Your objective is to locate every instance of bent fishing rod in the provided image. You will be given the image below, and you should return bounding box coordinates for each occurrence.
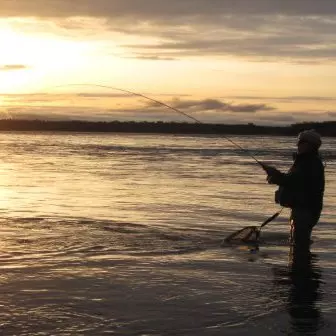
[48,83,283,231]
[48,83,267,169]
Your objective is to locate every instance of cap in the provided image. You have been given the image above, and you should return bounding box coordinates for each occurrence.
[297,129,322,148]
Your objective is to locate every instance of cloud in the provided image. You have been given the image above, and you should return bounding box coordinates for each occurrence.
[2,1,336,62]
[3,104,335,126]
[149,98,275,113]
[4,106,111,121]
[0,64,30,71]
[3,105,185,122]
[0,93,106,103]
[0,92,189,105]
[1,93,276,122]
[76,91,191,98]
[1,1,336,18]
[76,92,130,98]
[1,92,334,125]
[121,29,336,62]
[225,95,336,102]
[124,55,177,61]
[3,93,333,118]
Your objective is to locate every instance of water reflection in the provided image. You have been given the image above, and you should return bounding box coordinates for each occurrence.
[273,246,323,334]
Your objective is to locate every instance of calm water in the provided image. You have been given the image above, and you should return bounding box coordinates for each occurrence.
[0,132,335,335]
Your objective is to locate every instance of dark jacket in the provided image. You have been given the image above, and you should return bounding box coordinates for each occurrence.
[269,151,325,215]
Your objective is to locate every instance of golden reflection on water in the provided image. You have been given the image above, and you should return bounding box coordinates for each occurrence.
[0,133,334,334]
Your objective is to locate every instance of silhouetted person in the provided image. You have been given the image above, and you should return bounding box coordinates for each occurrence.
[262,130,325,248]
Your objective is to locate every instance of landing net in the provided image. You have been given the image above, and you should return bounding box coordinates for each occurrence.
[224,226,260,243]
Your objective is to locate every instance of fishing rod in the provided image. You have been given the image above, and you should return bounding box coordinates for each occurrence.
[48,83,282,239]
[48,83,266,169]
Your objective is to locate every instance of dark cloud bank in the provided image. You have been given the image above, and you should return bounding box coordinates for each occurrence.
[1,1,336,62]
[2,1,336,18]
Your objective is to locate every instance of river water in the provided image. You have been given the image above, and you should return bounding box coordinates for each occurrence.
[0,132,335,335]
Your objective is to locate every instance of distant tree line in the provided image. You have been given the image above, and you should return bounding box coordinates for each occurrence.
[0,119,336,136]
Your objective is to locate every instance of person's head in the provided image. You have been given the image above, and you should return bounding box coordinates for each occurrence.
[297,129,322,154]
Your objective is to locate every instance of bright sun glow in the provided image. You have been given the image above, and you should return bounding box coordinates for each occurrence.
[0,26,91,93]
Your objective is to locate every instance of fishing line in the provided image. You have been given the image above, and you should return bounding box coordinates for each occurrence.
[46,83,265,168]
[46,83,283,237]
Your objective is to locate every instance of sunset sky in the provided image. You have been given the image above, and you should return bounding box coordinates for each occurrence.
[0,0,336,125]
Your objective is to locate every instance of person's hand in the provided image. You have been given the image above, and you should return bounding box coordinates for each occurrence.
[260,162,279,176]
[267,175,276,184]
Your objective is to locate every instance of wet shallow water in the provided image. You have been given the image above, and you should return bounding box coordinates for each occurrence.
[0,132,335,335]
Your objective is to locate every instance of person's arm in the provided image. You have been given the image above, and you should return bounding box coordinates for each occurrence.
[268,168,304,186]
[268,162,311,187]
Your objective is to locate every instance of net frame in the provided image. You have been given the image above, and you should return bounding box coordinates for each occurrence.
[223,210,282,245]
[224,226,260,243]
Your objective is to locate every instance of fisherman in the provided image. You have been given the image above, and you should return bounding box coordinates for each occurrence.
[262,130,325,248]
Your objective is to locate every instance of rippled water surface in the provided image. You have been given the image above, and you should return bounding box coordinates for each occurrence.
[0,132,335,335]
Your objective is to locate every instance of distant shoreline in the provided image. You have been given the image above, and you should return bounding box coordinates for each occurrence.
[0,119,336,136]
